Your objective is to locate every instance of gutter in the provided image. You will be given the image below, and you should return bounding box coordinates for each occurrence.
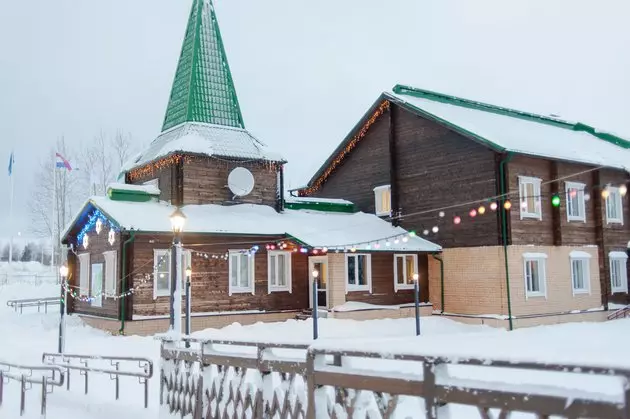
[499,153,514,331]
[119,230,136,335]
[431,254,445,313]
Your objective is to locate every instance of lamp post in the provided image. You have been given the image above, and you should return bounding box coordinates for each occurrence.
[413,272,421,336]
[169,208,186,336]
[185,266,192,348]
[58,264,69,353]
[312,269,319,340]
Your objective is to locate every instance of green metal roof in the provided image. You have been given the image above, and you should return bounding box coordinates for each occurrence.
[162,0,245,132]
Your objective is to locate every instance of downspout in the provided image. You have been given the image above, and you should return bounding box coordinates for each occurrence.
[499,153,514,331]
[119,230,136,335]
[431,254,444,313]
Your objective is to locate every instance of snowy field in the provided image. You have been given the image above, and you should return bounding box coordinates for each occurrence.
[1,277,629,418]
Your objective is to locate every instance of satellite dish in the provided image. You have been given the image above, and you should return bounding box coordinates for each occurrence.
[228,167,255,197]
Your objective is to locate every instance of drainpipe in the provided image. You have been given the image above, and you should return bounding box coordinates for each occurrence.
[499,153,514,331]
[431,254,445,313]
[119,230,136,335]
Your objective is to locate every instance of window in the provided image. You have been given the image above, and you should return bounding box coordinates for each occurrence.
[374,185,391,216]
[569,251,591,294]
[610,251,628,293]
[394,254,418,291]
[78,253,90,296]
[519,176,542,219]
[345,254,372,292]
[91,263,103,307]
[229,250,255,295]
[103,251,117,296]
[605,187,624,224]
[153,249,191,299]
[565,182,586,222]
[268,251,291,293]
[523,253,547,298]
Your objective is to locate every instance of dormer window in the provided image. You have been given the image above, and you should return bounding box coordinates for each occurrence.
[374,185,391,216]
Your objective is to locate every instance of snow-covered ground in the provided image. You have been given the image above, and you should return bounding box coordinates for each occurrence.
[1,279,629,418]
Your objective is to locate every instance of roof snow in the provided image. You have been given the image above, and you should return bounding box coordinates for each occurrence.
[107,183,160,196]
[64,197,440,252]
[389,87,630,171]
[122,122,285,173]
[285,196,354,205]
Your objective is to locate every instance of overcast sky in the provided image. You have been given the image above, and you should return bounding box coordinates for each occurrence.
[1,0,629,238]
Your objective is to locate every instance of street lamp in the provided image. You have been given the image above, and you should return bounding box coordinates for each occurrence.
[185,266,192,348]
[58,264,69,353]
[169,208,187,336]
[312,269,319,340]
[413,272,421,336]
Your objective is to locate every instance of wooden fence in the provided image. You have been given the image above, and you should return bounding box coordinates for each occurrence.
[160,338,630,419]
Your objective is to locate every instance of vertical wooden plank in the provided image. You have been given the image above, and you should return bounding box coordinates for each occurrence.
[593,169,608,309]
[388,104,399,227]
[550,161,562,246]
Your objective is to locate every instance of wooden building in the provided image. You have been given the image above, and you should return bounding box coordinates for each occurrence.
[296,85,630,328]
[60,0,439,336]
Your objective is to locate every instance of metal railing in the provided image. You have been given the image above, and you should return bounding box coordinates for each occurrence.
[160,337,630,419]
[608,305,630,320]
[0,360,65,418]
[0,272,58,286]
[6,297,60,314]
[42,352,153,408]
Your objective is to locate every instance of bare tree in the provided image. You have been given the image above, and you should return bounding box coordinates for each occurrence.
[113,130,133,169]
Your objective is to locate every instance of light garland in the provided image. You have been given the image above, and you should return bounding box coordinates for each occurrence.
[77,209,118,247]
[300,100,390,196]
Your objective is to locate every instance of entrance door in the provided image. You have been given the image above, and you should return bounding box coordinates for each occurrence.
[308,256,328,309]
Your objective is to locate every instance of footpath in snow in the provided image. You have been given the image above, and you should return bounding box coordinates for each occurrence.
[1,277,629,418]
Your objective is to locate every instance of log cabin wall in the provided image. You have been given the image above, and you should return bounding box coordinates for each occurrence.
[598,169,630,305]
[182,157,278,206]
[392,106,499,248]
[69,229,122,319]
[130,233,309,317]
[344,253,429,305]
[311,109,391,213]
[127,162,177,204]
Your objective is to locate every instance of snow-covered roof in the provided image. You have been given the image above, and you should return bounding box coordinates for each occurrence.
[107,183,160,196]
[63,197,440,252]
[121,122,285,173]
[285,196,354,205]
[389,86,630,171]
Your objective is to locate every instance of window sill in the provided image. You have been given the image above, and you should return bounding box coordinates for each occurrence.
[268,287,291,293]
[520,213,542,220]
[567,216,586,222]
[611,288,628,294]
[154,292,170,299]
[230,288,254,295]
[606,219,624,225]
[572,289,590,295]
[347,287,370,293]
[525,292,546,298]
[395,285,415,292]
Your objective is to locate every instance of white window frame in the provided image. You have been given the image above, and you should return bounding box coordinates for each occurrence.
[103,250,117,296]
[605,187,624,225]
[569,251,591,295]
[373,185,392,216]
[345,254,372,293]
[565,182,586,222]
[153,249,190,299]
[90,262,103,307]
[153,249,171,298]
[523,253,547,298]
[78,253,90,297]
[229,250,255,295]
[609,251,628,293]
[393,254,418,292]
[518,176,542,220]
[268,250,292,293]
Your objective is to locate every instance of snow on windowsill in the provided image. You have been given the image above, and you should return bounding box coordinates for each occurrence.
[332,301,431,312]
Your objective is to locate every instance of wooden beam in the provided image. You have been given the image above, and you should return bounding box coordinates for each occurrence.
[550,161,562,246]
[388,104,400,227]
[592,169,608,309]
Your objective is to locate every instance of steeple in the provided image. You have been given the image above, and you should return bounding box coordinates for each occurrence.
[162,0,245,132]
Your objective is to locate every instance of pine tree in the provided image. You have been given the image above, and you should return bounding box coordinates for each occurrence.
[21,242,35,262]
[0,244,9,262]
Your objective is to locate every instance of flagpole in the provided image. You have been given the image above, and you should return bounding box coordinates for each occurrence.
[8,154,14,265]
[51,152,56,271]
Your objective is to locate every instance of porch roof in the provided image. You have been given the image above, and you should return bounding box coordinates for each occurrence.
[63,197,441,253]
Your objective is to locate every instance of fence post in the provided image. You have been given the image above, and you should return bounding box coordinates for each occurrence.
[41,376,48,418]
[306,351,316,419]
[144,378,149,409]
[423,360,437,419]
[114,363,120,400]
[20,375,26,416]
[0,371,3,407]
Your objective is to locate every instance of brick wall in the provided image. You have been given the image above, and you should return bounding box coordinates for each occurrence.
[429,245,603,318]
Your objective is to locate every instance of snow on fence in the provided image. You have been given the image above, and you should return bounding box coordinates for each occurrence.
[0,359,65,417]
[6,297,60,314]
[0,271,58,286]
[41,352,154,409]
[160,337,630,419]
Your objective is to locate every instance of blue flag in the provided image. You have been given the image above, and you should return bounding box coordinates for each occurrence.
[8,152,14,176]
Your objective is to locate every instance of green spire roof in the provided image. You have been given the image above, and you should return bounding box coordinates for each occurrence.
[162,0,245,132]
